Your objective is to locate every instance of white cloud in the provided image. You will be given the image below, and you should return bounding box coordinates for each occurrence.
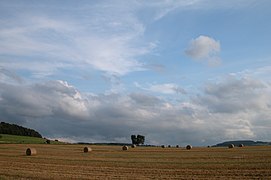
[185,35,221,66]
[196,76,269,113]
[1,1,255,79]
[135,82,186,94]
[0,3,154,77]
[136,0,257,21]
[0,80,89,119]
[0,67,23,84]
[2,0,254,78]
[141,0,200,20]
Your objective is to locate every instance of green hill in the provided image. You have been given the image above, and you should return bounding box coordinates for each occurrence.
[0,122,42,138]
[0,134,65,144]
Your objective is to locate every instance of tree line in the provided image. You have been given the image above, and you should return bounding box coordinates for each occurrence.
[0,122,42,138]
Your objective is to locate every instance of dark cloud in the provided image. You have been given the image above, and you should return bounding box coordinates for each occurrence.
[1,76,271,145]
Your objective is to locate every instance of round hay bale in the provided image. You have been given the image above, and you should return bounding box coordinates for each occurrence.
[176,145,179,148]
[122,146,129,151]
[161,145,165,148]
[228,144,234,148]
[26,148,37,156]
[131,144,136,148]
[238,144,244,147]
[83,147,92,153]
[186,145,192,150]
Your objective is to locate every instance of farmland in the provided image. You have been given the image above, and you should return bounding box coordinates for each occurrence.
[0,144,271,179]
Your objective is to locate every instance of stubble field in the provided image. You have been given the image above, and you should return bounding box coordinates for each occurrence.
[0,144,271,179]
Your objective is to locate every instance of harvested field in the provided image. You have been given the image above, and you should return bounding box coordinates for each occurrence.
[0,144,271,179]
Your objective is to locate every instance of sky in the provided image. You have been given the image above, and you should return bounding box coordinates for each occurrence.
[0,0,271,146]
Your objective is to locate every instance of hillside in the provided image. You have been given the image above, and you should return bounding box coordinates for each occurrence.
[0,122,42,138]
[213,140,271,147]
[0,122,66,144]
[0,134,65,144]
[0,134,45,144]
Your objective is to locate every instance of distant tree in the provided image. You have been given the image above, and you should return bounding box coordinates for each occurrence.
[131,134,145,145]
[131,135,137,145]
[137,135,145,145]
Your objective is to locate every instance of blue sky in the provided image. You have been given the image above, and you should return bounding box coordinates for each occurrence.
[1,0,271,145]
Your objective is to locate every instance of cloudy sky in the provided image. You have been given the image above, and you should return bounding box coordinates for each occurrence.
[1,0,271,146]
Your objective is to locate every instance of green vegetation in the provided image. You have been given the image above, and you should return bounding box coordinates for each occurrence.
[0,134,64,144]
[0,122,42,138]
[0,134,45,144]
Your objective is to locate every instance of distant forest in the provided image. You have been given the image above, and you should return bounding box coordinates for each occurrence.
[0,122,42,138]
